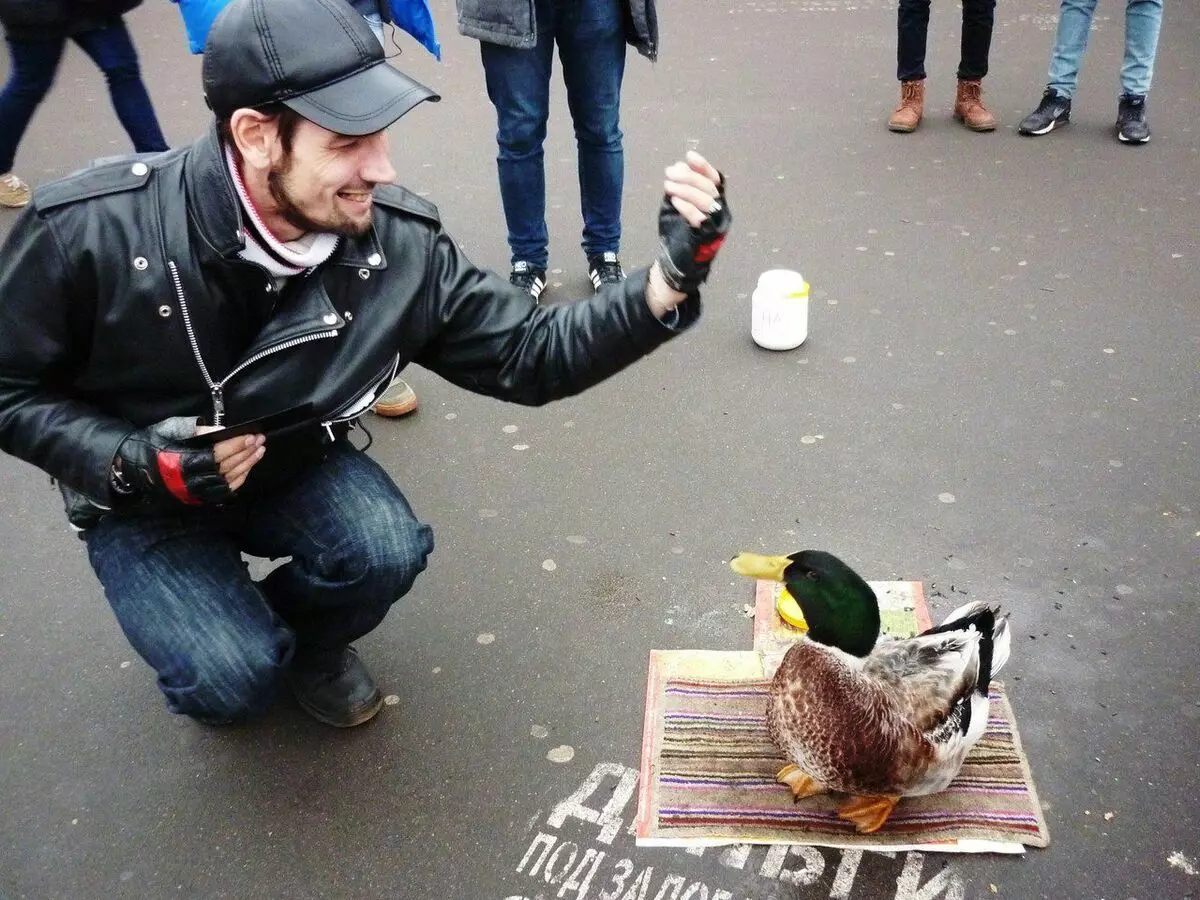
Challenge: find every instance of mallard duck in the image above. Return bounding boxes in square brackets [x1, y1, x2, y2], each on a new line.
[730, 549, 1011, 833]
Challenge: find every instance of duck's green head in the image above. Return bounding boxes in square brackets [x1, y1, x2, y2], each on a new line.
[730, 550, 880, 657]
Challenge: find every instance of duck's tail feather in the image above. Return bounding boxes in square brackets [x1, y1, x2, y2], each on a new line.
[928, 600, 1010, 695]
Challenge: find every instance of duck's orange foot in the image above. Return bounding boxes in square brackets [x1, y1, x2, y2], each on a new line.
[775, 764, 826, 801]
[837, 795, 900, 834]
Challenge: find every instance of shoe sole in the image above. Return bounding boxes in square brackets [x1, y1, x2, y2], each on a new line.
[1019, 117, 1068, 136]
[1117, 132, 1150, 144]
[373, 380, 419, 417]
[887, 122, 919, 133]
[373, 396, 418, 417]
[954, 113, 996, 132]
[294, 688, 385, 728]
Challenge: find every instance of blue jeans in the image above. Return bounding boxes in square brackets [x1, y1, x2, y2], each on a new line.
[0, 22, 168, 173]
[1047, 0, 1164, 99]
[84, 443, 434, 724]
[480, 0, 626, 268]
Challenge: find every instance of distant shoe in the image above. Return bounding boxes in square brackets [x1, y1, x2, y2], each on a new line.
[1018, 89, 1071, 136]
[288, 647, 384, 728]
[510, 261, 547, 301]
[372, 377, 418, 417]
[587, 251, 625, 291]
[953, 79, 996, 132]
[0, 172, 31, 208]
[888, 79, 925, 133]
[1116, 93, 1151, 144]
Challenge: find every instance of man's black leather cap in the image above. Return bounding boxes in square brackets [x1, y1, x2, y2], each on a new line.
[202, 0, 439, 136]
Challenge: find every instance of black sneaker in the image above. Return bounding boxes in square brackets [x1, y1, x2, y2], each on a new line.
[587, 252, 625, 292]
[1018, 89, 1071, 136]
[509, 261, 547, 301]
[1116, 93, 1151, 144]
[287, 647, 384, 727]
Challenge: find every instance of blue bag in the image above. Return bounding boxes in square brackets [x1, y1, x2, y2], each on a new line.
[171, 0, 231, 54]
[384, 0, 441, 60]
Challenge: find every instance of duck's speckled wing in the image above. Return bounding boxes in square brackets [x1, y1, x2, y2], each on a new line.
[862, 631, 983, 734]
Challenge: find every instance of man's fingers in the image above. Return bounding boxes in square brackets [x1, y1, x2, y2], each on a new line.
[666, 175, 719, 222]
[669, 194, 708, 229]
[215, 443, 260, 474]
[220, 445, 266, 485]
[212, 433, 264, 464]
[664, 162, 718, 199]
[683, 150, 721, 186]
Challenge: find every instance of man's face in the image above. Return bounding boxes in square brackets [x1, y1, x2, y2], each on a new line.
[267, 118, 397, 237]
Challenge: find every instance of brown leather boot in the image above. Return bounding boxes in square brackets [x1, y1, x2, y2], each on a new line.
[954, 79, 996, 131]
[888, 80, 925, 133]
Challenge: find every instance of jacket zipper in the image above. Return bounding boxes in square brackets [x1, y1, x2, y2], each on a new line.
[317, 354, 400, 442]
[167, 260, 338, 426]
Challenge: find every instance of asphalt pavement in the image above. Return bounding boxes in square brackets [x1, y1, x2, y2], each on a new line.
[1, 1, 1198, 898]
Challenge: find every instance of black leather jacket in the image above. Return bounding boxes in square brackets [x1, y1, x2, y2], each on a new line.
[0, 125, 698, 527]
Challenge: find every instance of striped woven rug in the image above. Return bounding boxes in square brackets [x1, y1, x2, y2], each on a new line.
[641, 670, 1049, 850]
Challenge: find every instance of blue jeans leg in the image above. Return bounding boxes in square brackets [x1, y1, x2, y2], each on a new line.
[85, 443, 434, 722]
[86, 513, 296, 724]
[480, 17, 554, 269]
[0, 35, 66, 173]
[557, 0, 625, 259]
[1047, 0, 1098, 99]
[234, 442, 435, 671]
[73, 22, 168, 153]
[1121, 0, 1163, 96]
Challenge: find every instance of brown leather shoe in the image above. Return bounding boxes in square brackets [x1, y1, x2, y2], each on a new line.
[372, 377, 418, 417]
[954, 79, 996, 132]
[888, 80, 925, 133]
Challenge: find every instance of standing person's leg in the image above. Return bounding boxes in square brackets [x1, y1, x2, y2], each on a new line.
[556, 0, 626, 288]
[895, 0, 930, 81]
[72, 20, 168, 153]
[479, 0, 555, 297]
[1019, 0, 1096, 135]
[958, 0, 995, 80]
[1046, 0, 1099, 99]
[234, 441, 434, 725]
[84, 513, 296, 724]
[1121, 0, 1162, 95]
[0, 33, 67, 206]
[1115, 0, 1162, 144]
[889, 0, 929, 132]
[953, 0, 997, 131]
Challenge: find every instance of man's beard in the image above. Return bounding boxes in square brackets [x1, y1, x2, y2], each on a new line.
[267, 163, 373, 238]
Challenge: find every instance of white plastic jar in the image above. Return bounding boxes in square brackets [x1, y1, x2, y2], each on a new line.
[751, 269, 810, 350]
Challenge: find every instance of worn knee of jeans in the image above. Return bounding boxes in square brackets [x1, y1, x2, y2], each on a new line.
[317, 510, 435, 606]
[159, 629, 294, 724]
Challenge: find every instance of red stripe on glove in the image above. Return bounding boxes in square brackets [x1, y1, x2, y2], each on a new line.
[156, 452, 201, 505]
[694, 234, 726, 264]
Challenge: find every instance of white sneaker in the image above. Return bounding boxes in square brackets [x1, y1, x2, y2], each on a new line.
[0, 172, 31, 208]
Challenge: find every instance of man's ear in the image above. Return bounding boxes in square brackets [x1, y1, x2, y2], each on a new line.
[228, 109, 279, 172]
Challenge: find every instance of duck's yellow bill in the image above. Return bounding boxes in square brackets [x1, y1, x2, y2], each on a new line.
[776, 588, 809, 632]
[729, 553, 791, 582]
